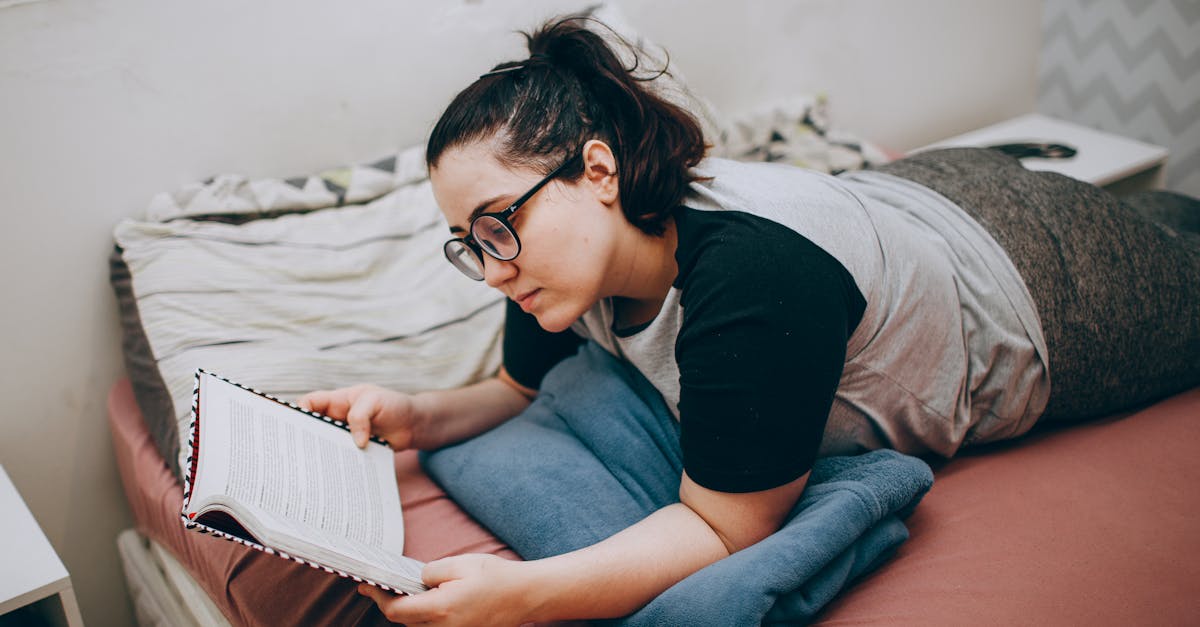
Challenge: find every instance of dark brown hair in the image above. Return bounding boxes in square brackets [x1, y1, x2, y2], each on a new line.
[425, 14, 706, 235]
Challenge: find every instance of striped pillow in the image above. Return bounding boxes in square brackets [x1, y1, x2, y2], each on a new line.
[111, 152, 503, 480]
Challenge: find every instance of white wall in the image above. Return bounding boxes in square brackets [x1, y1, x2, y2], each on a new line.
[0, 1, 1039, 624]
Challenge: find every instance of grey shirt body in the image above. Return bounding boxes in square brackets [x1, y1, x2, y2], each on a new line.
[573, 158, 1050, 458]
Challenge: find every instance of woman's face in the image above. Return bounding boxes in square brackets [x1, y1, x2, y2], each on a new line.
[430, 139, 621, 333]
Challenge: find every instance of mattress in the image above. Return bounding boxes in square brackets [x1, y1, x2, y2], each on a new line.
[111, 376, 1200, 625]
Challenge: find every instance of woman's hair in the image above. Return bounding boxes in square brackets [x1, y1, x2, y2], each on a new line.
[425, 15, 706, 235]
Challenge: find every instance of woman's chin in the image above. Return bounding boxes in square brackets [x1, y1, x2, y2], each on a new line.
[535, 315, 571, 333]
[532, 307, 580, 334]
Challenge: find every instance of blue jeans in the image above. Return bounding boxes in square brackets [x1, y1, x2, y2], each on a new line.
[421, 342, 932, 625]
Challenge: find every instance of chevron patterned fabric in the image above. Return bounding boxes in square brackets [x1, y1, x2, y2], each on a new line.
[1039, 0, 1200, 196]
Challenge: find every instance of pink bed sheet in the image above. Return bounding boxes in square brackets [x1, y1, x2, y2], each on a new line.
[814, 386, 1200, 625]
[110, 378, 1200, 625]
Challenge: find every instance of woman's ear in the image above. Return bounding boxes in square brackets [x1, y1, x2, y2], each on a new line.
[581, 139, 619, 204]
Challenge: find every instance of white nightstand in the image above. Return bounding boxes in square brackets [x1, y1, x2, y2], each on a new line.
[0, 465, 84, 627]
[917, 113, 1169, 195]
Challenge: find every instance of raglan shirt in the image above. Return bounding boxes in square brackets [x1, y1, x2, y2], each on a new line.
[504, 158, 1051, 494]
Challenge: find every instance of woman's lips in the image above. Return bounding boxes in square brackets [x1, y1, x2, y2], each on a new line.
[516, 289, 540, 312]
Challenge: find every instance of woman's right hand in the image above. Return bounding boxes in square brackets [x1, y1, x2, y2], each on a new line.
[297, 384, 424, 451]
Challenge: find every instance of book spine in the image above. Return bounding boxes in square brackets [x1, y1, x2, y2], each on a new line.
[181, 369, 203, 510]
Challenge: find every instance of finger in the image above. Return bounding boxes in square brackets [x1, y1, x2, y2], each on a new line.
[421, 559, 452, 589]
[345, 391, 381, 449]
[420, 555, 472, 588]
[360, 584, 445, 624]
[357, 583, 392, 605]
[325, 391, 354, 422]
[296, 391, 327, 413]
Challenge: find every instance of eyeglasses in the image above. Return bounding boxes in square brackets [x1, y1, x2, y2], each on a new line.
[443, 151, 581, 281]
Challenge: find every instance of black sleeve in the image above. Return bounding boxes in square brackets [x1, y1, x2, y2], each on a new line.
[674, 209, 866, 493]
[502, 299, 585, 390]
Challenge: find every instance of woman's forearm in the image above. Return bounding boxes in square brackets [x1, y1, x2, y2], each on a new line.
[517, 503, 731, 621]
[412, 371, 532, 449]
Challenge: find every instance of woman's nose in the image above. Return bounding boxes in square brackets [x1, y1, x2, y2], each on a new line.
[481, 254, 516, 288]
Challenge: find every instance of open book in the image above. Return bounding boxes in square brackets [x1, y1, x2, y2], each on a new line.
[181, 369, 427, 595]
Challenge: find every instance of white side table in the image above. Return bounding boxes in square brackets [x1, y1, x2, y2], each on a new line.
[0, 465, 84, 626]
[916, 113, 1169, 194]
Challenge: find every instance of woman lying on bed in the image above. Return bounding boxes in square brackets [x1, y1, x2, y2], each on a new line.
[299, 15, 1200, 626]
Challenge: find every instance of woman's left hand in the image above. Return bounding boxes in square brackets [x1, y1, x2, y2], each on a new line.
[359, 554, 536, 626]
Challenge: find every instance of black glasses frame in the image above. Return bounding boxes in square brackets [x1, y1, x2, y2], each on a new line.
[443, 150, 581, 280]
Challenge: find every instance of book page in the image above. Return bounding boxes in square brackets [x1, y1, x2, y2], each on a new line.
[191, 373, 405, 559]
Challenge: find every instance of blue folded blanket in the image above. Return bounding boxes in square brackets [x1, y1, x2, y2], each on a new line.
[615, 449, 933, 626]
[424, 341, 934, 625]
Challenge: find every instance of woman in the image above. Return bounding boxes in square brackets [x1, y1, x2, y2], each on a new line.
[300, 16, 1200, 625]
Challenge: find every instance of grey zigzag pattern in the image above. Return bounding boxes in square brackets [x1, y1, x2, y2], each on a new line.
[1039, 67, 1199, 139]
[1038, 0, 1200, 195]
[1043, 15, 1199, 81]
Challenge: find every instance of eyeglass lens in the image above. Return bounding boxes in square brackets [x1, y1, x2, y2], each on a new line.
[470, 215, 520, 260]
[443, 240, 485, 280]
